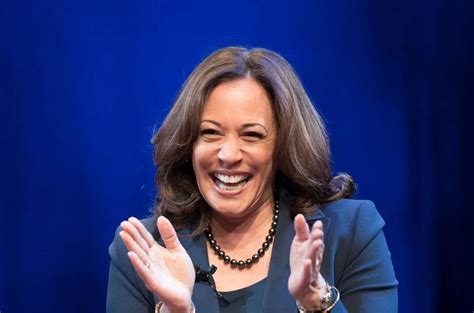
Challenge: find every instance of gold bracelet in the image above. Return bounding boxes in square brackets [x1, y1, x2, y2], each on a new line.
[155, 301, 196, 313]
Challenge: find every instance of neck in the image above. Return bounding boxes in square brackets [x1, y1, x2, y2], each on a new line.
[209, 197, 275, 248]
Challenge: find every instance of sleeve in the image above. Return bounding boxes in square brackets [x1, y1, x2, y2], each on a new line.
[334, 200, 398, 313]
[106, 226, 155, 313]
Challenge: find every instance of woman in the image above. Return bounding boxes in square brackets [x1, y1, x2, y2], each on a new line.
[107, 47, 398, 312]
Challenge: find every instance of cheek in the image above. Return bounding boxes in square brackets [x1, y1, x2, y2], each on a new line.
[248, 145, 274, 164]
[192, 144, 212, 174]
[245, 148, 276, 179]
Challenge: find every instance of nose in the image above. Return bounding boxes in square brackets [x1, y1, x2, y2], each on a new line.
[217, 138, 243, 168]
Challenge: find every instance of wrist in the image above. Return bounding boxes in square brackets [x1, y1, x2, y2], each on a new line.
[296, 282, 340, 313]
[295, 283, 326, 310]
[295, 274, 327, 310]
[155, 301, 195, 313]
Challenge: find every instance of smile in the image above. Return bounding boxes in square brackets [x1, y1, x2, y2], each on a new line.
[212, 173, 250, 191]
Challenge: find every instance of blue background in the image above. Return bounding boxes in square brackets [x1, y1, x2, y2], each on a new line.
[1, 0, 473, 312]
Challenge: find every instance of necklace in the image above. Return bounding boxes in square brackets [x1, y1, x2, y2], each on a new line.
[204, 199, 279, 269]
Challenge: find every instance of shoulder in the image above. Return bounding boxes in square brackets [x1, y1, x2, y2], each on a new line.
[318, 198, 384, 232]
[314, 199, 386, 257]
[319, 198, 381, 218]
[311, 199, 398, 291]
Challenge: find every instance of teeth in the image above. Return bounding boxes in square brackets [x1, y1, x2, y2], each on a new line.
[214, 173, 248, 183]
[215, 179, 247, 191]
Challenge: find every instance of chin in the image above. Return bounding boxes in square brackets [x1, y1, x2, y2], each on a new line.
[206, 195, 251, 217]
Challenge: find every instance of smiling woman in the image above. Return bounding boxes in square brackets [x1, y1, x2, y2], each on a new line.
[193, 79, 276, 222]
[106, 47, 398, 313]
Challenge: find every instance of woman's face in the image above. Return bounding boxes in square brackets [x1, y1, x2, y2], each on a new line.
[192, 78, 277, 220]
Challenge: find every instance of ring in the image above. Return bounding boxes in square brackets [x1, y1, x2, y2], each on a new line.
[316, 258, 320, 267]
[145, 261, 151, 269]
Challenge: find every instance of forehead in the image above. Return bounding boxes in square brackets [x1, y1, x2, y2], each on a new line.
[201, 78, 275, 126]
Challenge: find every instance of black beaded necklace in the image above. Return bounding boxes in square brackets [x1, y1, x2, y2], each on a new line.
[204, 199, 279, 269]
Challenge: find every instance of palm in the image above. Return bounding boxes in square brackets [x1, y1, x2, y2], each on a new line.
[145, 239, 194, 304]
[119, 216, 195, 310]
[288, 234, 312, 292]
[288, 215, 326, 307]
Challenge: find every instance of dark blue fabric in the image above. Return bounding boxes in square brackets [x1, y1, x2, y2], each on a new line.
[219, 278, 267, 313]
[1, 1, 473, 312]
[106, 199, 398, 312]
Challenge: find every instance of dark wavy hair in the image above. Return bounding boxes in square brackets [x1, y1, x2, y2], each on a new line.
[151, 47, 355, 235]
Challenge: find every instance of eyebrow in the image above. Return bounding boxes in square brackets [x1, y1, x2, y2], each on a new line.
[201, 120, 268, 132]
[201, 119, 221, 126]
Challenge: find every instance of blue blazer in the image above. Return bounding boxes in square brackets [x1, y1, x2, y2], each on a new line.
[107, 199, 398, 312]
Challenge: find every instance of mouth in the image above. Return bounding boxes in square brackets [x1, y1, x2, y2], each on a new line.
[211, 172, 251, 191]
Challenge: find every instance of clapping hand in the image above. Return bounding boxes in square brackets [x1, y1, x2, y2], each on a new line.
[288, 215, 327, 309]
[119, 216, 195, 312]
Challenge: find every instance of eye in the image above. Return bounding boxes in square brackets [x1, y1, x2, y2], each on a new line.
[242, 131, 265, 141]
[199, 128, 222, 139]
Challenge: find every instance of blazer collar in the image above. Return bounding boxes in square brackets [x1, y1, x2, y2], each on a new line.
[165, 202, 330, 312]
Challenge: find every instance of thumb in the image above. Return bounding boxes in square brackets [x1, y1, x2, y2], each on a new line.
[156, 216, 183, 251]
[294, 214, 310, 242]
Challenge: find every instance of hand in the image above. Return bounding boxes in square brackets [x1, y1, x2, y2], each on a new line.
[119, 216, 195, 313]
[288, 215, 327, 310]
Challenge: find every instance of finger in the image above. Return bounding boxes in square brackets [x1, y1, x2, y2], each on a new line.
[119, 230, 149, 264]
[307, 240, 324, 273]
[297, 258, 314, 294]
[127, 251, 158, 292]
[310, 221, 324, 241]
[306, 221, 324, 253]
[294, 214, 310, 242]
[121, 220, 151, 253]
[157, 216, 183, 251]
[310, 229, 324, 242]
[310, 221, 325, 269]
[128, 217, 157, 248]
[309, 227, 324, 252]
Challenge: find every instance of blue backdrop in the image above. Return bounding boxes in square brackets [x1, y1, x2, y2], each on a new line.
[1, 1, 473, 312]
